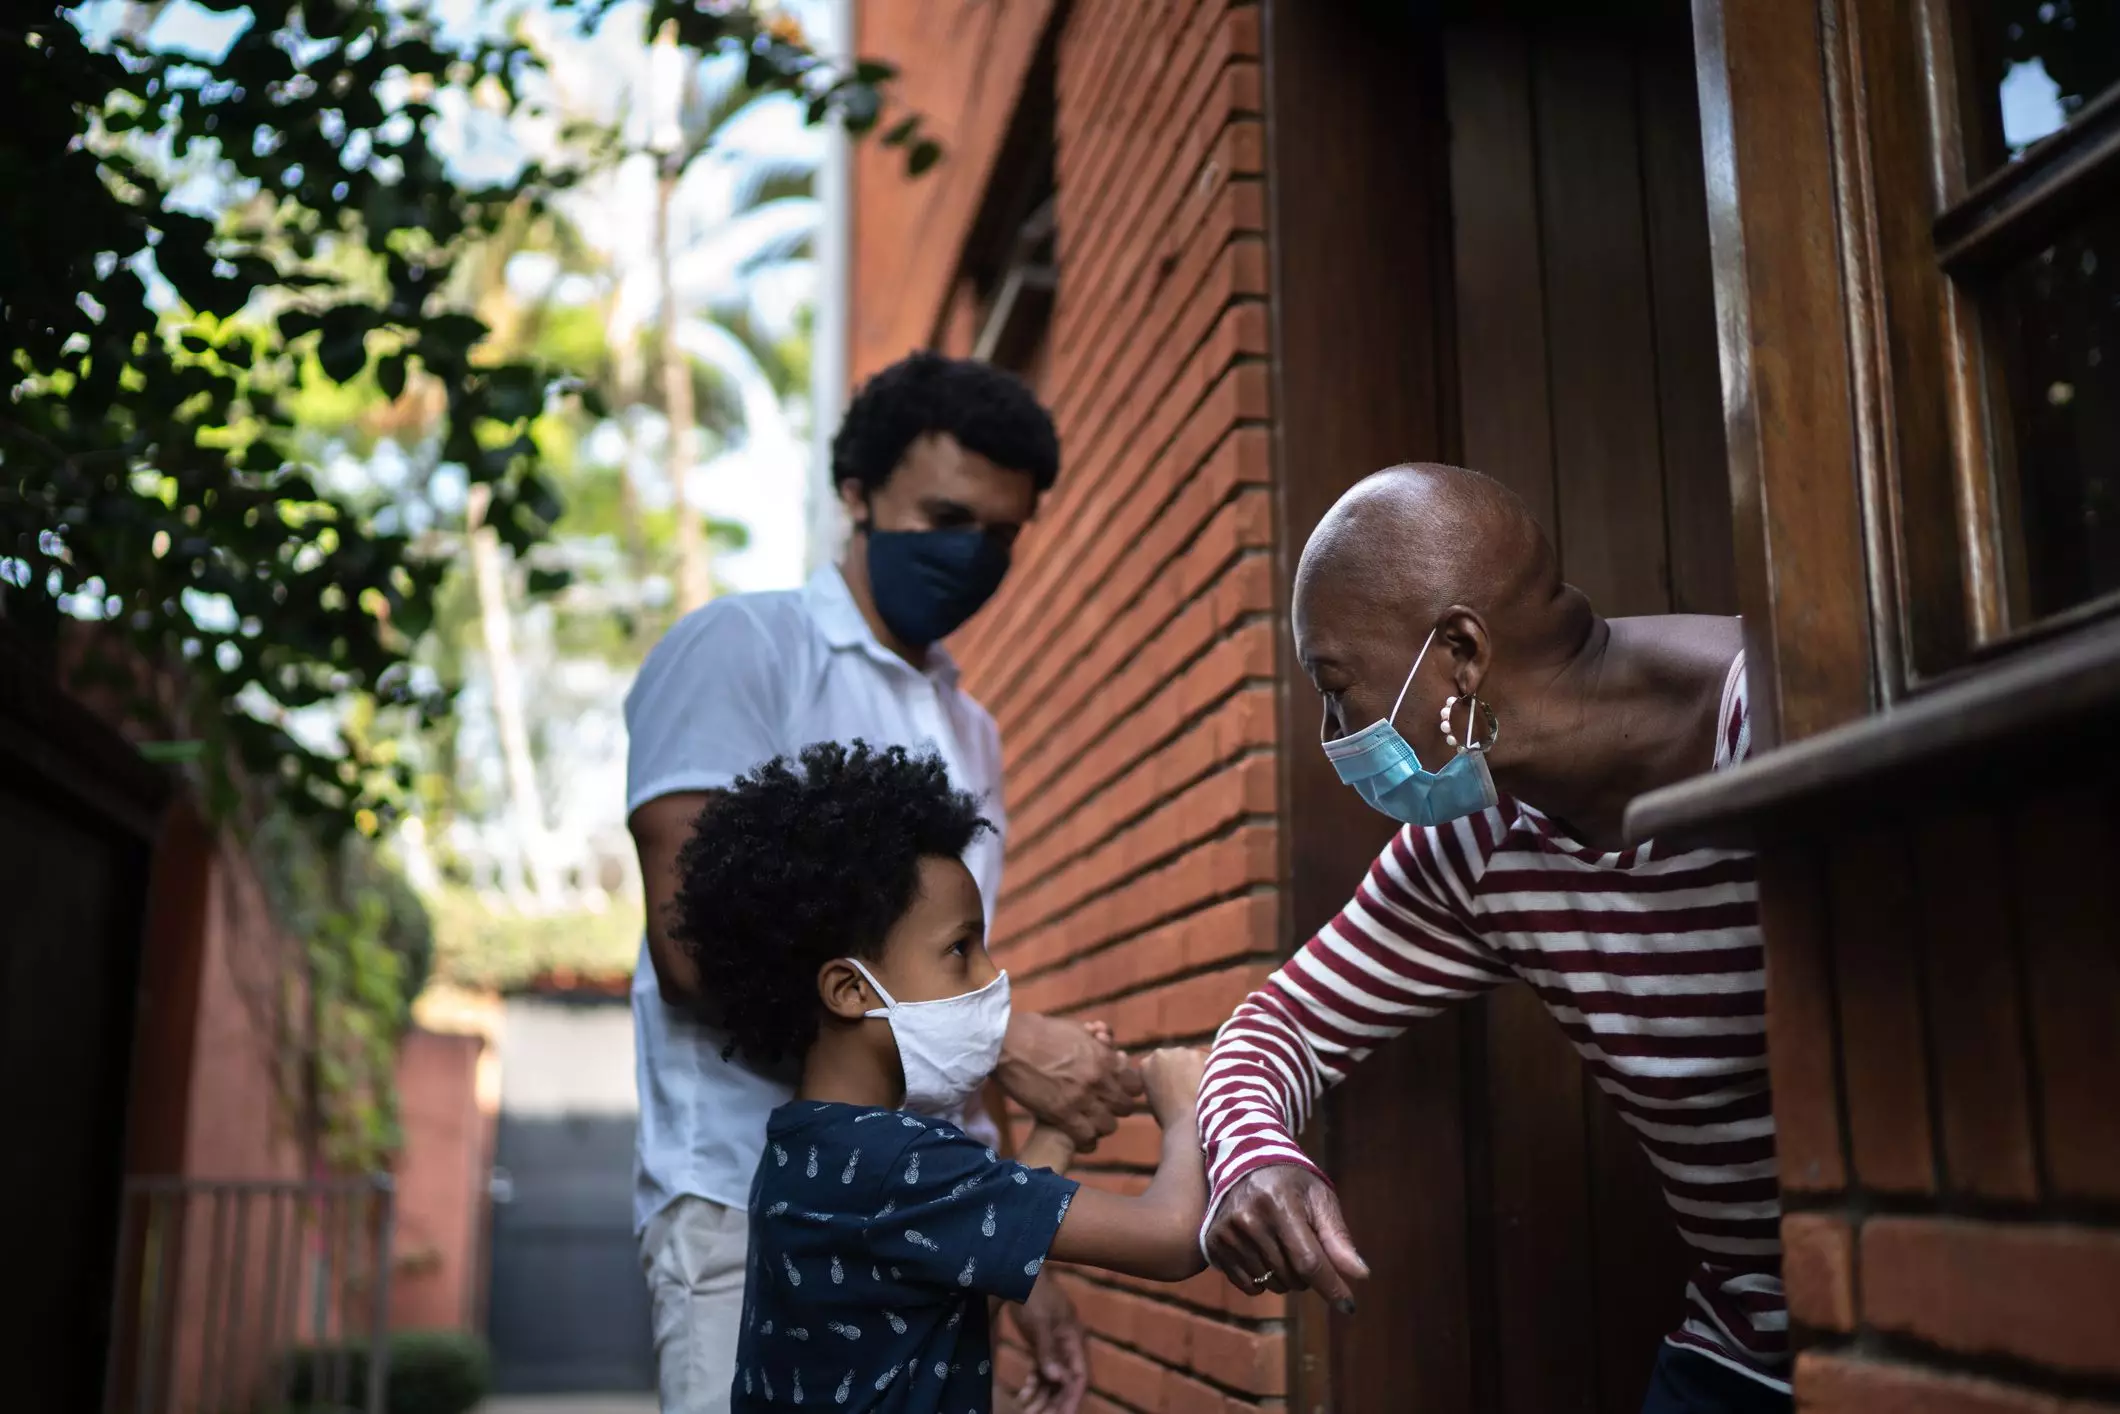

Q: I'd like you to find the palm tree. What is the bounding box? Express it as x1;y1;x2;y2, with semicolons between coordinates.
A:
364;12;825;916
637;33;819;611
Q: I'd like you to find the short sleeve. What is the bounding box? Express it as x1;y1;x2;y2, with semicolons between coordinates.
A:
624;600;790;814
964;700;1006;839
865;1125;1076;1306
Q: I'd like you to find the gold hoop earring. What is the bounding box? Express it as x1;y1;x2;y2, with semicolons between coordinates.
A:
1438;693;1501;753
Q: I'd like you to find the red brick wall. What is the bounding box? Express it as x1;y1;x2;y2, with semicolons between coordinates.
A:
119;805;496;1400
136;819;313;1407
853;3;1288;1410
850;0;1060;384
390;1029;491;1331
180;836;307;1183
1764;793;2120;1410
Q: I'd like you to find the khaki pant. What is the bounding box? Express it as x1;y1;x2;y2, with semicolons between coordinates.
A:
639;1197;749;1414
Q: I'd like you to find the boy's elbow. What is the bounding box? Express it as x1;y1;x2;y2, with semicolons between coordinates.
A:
1161;1248;1210;1283
1145;1234;1208;1283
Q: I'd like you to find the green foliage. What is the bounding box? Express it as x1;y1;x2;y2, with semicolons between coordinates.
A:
283;1329;491;1414
5;3;927;1174
251;811;434;1168
1;2;931;847
3;4;571;837
427;886;642;992
554;0;943;162
307;900;409;1168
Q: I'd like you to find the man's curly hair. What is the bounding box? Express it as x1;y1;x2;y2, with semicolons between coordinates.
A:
671;740;993;1067
831;351;1060;495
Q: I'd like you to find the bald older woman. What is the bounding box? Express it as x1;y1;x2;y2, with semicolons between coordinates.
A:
1197;465;1785;1414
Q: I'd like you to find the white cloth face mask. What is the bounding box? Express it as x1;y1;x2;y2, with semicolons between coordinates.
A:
846;959;1012;1117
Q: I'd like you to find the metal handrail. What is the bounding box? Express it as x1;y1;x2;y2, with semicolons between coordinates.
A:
102;1175;395;1414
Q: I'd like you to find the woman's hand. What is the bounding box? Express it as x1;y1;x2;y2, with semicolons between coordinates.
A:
1203;1164;1369;1314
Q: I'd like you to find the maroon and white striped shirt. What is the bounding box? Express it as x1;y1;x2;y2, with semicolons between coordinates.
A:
1198;654;1786;1389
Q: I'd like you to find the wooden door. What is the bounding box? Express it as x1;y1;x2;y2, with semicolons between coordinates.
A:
1319;7;1739;1413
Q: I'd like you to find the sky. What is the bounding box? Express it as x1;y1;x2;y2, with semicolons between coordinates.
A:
1999;55;2070;155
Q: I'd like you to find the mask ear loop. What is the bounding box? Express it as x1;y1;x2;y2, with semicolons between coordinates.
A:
1385;628;1439;729
1318;627;1438;746
846;958;899;1014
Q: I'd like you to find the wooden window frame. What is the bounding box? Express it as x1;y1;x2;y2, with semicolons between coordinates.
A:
969;196;1055;374
1937;65;2120;646
1933;84;2120;278
945;15;1057;388
1832;0;2120;696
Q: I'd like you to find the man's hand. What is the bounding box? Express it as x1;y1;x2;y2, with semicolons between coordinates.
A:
1009;1277;1089;1414
994;1012;1143;1151
1203;1164;1370;1314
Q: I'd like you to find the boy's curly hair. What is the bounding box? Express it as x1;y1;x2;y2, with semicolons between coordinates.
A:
671;740;992;1067
831;351;1060;495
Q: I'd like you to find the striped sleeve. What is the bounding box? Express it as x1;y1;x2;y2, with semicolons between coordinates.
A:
1713;650;1751;769
1196;812;1516;1218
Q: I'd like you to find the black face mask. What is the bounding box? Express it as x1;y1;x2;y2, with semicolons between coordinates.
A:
863;526;1012;648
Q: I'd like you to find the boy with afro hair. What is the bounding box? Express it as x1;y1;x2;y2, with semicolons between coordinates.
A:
673;741;1208;1414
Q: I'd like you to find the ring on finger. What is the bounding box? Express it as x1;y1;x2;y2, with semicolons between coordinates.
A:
1250;1271;1271;1288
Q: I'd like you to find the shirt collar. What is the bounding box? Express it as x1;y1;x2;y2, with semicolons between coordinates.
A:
803;564;960;687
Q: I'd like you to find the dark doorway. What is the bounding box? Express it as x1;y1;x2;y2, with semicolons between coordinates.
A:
1439;10;1739;1412
1264;1;1738;1410
485;995;655;1394
0;647;166;1414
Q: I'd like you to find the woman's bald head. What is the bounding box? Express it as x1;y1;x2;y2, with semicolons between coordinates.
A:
1293;464;1590;756
1297;464;1563;633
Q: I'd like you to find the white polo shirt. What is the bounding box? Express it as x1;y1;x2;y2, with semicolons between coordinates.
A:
624;565;1007;1231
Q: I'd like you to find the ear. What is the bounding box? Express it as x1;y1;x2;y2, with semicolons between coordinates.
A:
1435;606;1493;699
817;957;875;1023
837;478;869;526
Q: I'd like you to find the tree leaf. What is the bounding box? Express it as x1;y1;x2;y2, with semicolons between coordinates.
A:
840;85;882;134
317;305;374;384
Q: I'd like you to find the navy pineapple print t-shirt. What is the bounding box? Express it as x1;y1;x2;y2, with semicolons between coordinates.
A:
733;1101;1079;1413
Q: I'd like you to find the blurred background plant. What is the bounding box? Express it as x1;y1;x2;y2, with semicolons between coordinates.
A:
2;0;933;1166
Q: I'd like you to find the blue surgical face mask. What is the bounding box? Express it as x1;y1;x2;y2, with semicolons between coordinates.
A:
864;527;1012;648
1321;627;1500;827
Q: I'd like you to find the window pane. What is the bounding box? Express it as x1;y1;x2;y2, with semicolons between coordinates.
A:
1991;199;2120;620
1969;1;2120;171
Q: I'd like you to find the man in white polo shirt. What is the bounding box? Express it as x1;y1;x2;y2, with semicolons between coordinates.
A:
625;352;1139;1414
